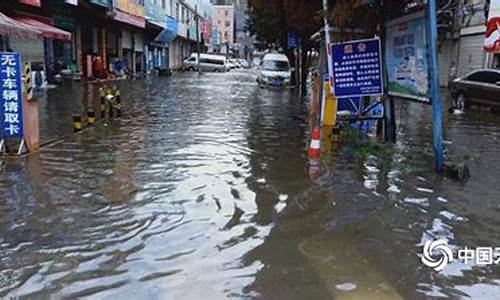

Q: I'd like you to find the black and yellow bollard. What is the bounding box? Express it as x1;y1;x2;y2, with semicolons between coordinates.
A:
107;94;114;119
73;115;82;132
100;96;106;120
115;90;122;118
87;110;96;125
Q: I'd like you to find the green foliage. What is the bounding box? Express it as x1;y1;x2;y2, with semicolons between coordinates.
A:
248;0;322;49
339;127;395;173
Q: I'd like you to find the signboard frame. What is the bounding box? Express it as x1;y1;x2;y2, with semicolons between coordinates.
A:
385;10;431;104
330;37;384;99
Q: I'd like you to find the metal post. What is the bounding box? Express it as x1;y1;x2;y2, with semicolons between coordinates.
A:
294;46;298;88
427;0;445;172
378;0;397;143
322;0;334;91
0;139;5;155
196;5;201;75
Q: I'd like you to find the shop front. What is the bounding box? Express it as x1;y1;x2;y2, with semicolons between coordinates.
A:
144;0;168;73
112;0;145;76
11;15;71;86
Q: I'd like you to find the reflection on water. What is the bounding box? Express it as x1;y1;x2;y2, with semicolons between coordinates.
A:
1;71;500;299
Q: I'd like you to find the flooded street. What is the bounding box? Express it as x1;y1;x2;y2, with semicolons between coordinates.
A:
1;70;500;299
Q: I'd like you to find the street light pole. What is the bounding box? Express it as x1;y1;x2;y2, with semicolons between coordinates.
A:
196;5;201;75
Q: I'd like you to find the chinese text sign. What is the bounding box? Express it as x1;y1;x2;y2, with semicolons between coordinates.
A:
0;52;24;139
331;38;383;98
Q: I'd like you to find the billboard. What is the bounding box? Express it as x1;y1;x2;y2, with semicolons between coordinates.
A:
485;0;500;52
385;12;430;103
330;38;383;98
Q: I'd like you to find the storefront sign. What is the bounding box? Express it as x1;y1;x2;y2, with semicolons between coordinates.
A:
145;0;166;27
114;9;146;28
385;12;430;103
115;0;144;17
485;0;500;52
114;0;146;28
0;52;24;139
19;0;41;6
331;38;383;98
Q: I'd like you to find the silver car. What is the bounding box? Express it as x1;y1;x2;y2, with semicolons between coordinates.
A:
183;54;228;73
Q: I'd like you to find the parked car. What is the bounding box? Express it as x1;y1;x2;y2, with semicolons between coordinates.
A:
450;69;500;109
237;59;250;69
228;59;241;69
257;53;292;88
183;54;228;72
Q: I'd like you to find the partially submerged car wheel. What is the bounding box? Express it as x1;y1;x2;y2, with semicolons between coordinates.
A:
455;94;468;110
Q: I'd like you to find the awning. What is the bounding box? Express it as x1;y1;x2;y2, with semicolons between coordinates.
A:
14;16;72;41
0;12;41;40
155;16;178;44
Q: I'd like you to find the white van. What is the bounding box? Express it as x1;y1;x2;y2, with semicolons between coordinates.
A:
257;53;292;87
183;53;228;72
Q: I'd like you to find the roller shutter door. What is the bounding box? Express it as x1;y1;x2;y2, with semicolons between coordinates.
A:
9;38;44;64
134;32;143;52
458;34;485;77
122;30;132;49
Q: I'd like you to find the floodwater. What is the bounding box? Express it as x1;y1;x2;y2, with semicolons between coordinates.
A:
1;70;500;299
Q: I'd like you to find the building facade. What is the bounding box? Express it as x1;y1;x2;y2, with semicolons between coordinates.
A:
0;0;215;80
438;0;488;86
213;4;234;53
169;0;214;69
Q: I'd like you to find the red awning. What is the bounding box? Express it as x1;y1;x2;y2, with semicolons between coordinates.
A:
0;12;41;40
14;16;71;41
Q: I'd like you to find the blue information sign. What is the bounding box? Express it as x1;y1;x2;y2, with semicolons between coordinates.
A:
0;52;24;139
331;38;383;98
288;33;298;48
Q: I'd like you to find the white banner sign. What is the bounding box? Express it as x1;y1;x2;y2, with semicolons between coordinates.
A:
485;0;500;52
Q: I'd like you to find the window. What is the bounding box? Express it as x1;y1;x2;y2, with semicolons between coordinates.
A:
225;10;228;16
162;0;166;9
262;60;290;71
225;21;230;27
467;71;500;84
200;58;224;65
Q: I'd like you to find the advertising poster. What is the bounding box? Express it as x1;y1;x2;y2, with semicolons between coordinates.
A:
485;0;500;52
330;38;383;98
385;12;430;103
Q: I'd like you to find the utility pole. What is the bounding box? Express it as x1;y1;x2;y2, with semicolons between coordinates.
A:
427;0;445;172
196;5;201;75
